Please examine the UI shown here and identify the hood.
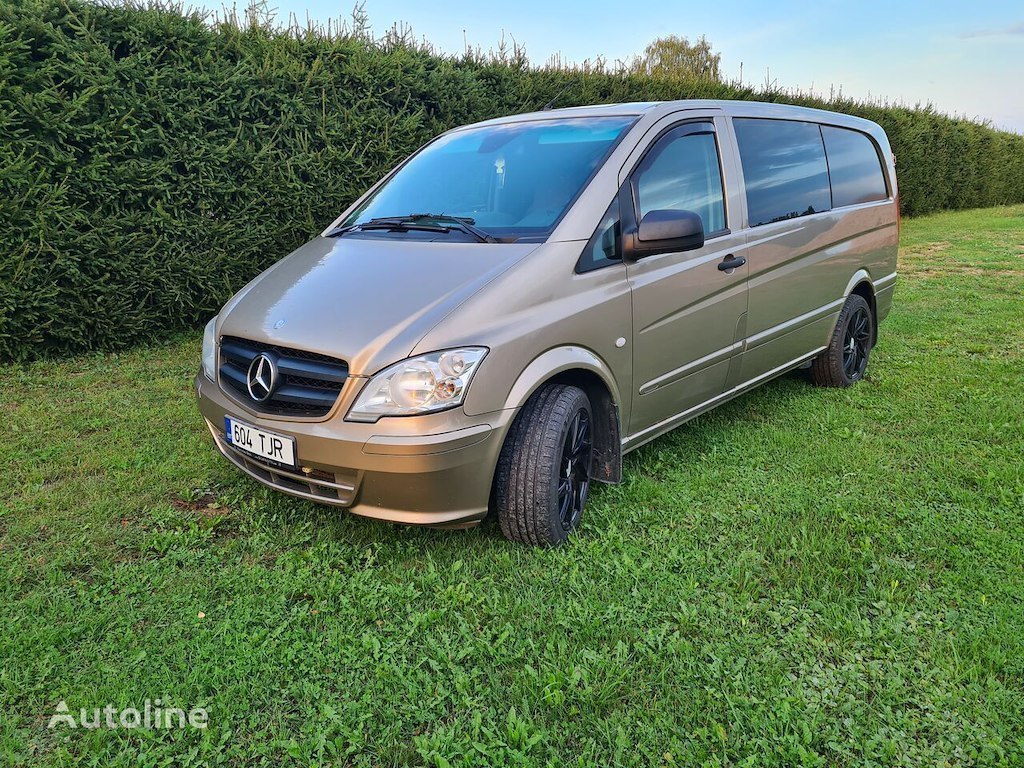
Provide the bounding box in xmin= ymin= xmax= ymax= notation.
xmin=217 ymin=235 xmax=539 ymax=375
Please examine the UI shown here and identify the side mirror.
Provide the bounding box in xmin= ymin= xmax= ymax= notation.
xmin=625 ymin=209 xmax=704 ymax=260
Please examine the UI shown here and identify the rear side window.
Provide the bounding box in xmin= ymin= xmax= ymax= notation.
xmin=734 ymin=118 xmax=831 ymax=227
xmin=822 ymin=126 xmax=888 ymax=207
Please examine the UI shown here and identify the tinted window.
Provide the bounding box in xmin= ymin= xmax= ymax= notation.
xmin=822 ymin=126 xmax=888 ymax=207
xmin=635 ymin=128 xmax=726 ymax=235
xmin=577 ymin=201 xmax=621 ymax=273
xmin=734 ymin=118 xmax=831 ymax=227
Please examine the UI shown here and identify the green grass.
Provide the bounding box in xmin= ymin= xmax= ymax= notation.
xmin=2 ymin=205 xmax=1023 ymax=766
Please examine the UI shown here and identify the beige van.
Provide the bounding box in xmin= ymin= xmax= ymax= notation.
xmin=196 ymin=100 xmax=898 ymax=546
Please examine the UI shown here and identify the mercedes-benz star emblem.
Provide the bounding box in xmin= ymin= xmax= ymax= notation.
xmin=246 ymin=353 xmax=278 ymax=402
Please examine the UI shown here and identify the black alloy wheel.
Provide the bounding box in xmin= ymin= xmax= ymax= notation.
xmin=557 ymin=408 xmax=592 ymax=532
xmin=809 ymin=293 xmax=875 ymax=388
xmin=494 ymin=384 xmax=594 ymax=546
xmin=842 ymin=305 xmax=871 ymax=381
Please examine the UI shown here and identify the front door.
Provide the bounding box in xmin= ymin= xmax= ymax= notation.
xmin=625 ymin=120 xmax=749 ymax=441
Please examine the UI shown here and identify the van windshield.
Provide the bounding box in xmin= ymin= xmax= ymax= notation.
xmin=339 ymin=116 xmax=637 ymax=242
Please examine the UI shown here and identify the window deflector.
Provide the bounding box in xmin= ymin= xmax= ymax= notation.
xmin=619 ymin=120 xmax=730 ymax=253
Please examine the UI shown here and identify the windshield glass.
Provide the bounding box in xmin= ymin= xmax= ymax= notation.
xmin=342 ymin=116 xmax=637 ymax=241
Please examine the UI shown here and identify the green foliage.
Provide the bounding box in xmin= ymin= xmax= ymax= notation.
xmin=2 ymin=0 xmax=1023 ymax=361
xmin=628 ymin=35 xmax=722 ymax=81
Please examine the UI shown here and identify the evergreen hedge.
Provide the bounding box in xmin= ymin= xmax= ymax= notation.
xmin=2 ymin=0 xmax=1023 ymax=361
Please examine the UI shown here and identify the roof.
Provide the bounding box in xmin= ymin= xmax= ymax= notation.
xmin=457 ymin=99 xmax=884 ymax=137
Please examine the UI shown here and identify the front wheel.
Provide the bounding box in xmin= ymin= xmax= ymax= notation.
xmin=809 ymin=293 xmax=874 ymax=387
xmin=494 ymin=384 xmax=593 ymax=546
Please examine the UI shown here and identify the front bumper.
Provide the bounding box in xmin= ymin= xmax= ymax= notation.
xmin=195 ymin=373 xmax=513 ymax=528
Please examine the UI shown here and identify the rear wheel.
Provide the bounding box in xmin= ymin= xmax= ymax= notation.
xmin=494 ymin=384 xmax=593 ymax=546
xmin=809 ymin=293 xmax=874 ymax=387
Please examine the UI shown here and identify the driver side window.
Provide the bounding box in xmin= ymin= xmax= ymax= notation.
xmin=634 ymin=126 xmax=727 ymax=236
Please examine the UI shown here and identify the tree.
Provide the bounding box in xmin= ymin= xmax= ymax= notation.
xmin=629 ymin=35 xmax=722 ymax=82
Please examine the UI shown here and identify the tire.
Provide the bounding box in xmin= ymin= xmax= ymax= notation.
xmin=494 ymin=384 xmax=593 ymax=547
xmin=809 ymin=293 xmax=874 ymax=387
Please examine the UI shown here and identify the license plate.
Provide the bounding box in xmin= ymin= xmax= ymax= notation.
xmin=224 ymin=416 xmax=296 ymax=467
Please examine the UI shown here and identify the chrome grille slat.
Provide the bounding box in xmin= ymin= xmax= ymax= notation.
xmin=275 ymin=357 xmax=348 ymax=383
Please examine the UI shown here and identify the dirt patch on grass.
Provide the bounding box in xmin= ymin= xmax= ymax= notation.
xmin=168 ymin=491 xmax=241 ymax=540
xmin=902 ymin=241 xmax=952 ymax=258
xmin=171 ymin=492 xmax=231 ymax=518
xmin=898 ymin=242 xmax=954 ymax=275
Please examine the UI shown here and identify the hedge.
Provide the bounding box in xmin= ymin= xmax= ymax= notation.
xmin=2 ymin=0 xmax=1023 ymax=361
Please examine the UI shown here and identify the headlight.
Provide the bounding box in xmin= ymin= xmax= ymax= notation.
xmin=201 ymin=317 xmax=218 ymax=381
xmin=347 ymin=348 xmax=487 ymax=422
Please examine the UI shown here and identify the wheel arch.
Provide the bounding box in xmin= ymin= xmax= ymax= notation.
xmin=502 ymin=347 xmax=622 ymax=484
xmin=844 ymin=270 xmax=878 ymax=346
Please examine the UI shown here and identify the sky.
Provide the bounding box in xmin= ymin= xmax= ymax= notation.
xmin=196 ymin=0 xmax=1024 ymax=133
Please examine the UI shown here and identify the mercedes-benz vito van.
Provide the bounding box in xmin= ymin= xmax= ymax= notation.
xmin=196 ymin=99 xmax=898 ymax=546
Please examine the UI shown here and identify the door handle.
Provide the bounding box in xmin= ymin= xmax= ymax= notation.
xmin=718 ymin=254 xmax=747 ymax=272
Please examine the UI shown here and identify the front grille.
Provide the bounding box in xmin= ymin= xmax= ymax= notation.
xmin=219 ymin=336 xmax=348 ymax=417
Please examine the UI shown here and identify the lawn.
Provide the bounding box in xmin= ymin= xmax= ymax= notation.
xmin=1 ymin=205 xmax=1023 ymax=766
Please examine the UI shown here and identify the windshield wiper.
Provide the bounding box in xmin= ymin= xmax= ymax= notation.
xmin=406 ymin=214 xmax=498 ymax=243
xmin=326 ymin=217 xmax=445 ymax=238
xmin=359 ymin=217 xmax=451 ymax=233
xmin=327 ymin=214 xmax=497 ymax=243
